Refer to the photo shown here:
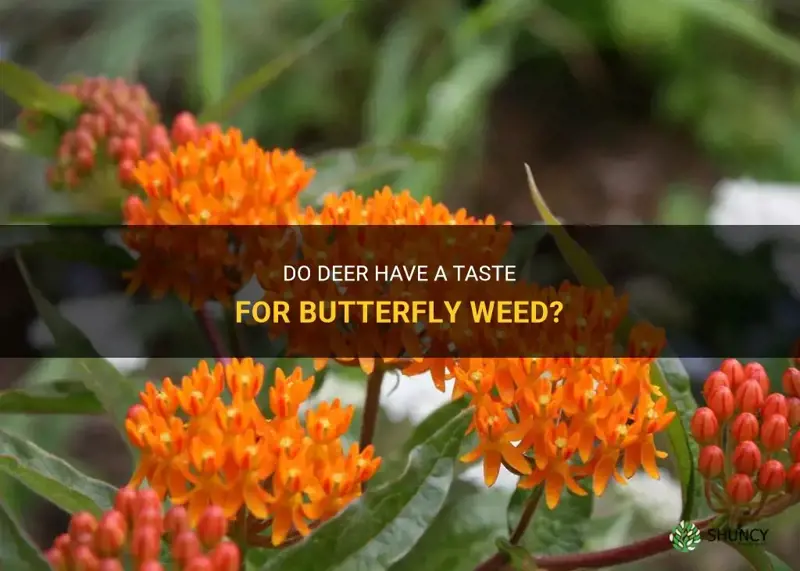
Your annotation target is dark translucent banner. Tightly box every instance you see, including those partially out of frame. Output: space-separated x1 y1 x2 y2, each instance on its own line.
5 224 800 359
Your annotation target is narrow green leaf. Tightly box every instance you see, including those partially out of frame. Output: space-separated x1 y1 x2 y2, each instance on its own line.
0 62 81 120
0 381 102 414
389 483 509 571
524 166 703 520
198 13 349 123
0 499 50 570
196 0 225 104
726 543 793 571
507 487 592 555
0 428 116 515
16 254 140 451
259 409 472 571
304 141 443 199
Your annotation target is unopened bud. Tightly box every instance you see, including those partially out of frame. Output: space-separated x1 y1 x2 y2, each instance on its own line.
114 487 138 522
735 380 764 414
171 112 198 146
135 507 163 536
760 414 790 451
184 555 213 571
726 473 755 504
757 459 786 493
130 526 161 562
762 393 788 419
171 530 202 566
721 359 745 389
72 544 99 571
45 547 65 570
703 371 730 400
707 386 735 421
791 431 800 463
134 489 161 516
786 463 800 493
164 506 189 538
118 159 137 187
139 562 164 571
94 510 127 557
197 505 227 548
731 412 759 443
698 445 725 479
69 512 98 545
209 541 241 571
732 441 761 475
788 397 800 427
744 362 770 394
783 367 800 397
690 407 719 444
97 559 124 571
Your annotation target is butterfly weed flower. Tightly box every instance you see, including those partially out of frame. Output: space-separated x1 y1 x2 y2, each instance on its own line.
45 487 241 571
124 358 380 547
123 127 315 307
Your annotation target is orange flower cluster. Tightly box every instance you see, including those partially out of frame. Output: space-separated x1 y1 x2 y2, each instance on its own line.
122 127 315 307
125 359 381 546
45 487 240 571
692 360 800 519
447 356 675 509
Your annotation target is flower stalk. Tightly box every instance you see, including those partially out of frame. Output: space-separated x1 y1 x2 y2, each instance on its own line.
360 364 386 451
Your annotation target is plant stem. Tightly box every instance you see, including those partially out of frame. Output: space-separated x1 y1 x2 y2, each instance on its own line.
474 515 717 571
360 364 385 451
195 307 230 364
509 486 543 545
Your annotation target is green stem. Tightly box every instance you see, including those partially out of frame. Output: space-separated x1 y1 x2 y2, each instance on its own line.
359 365 386 452
509 486 543 545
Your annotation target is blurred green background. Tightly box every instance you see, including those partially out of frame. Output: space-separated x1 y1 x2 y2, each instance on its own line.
2 0 800 569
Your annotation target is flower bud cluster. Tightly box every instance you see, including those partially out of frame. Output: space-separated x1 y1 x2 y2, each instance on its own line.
691 360 800 517
19 77 220 192
44 487 240 571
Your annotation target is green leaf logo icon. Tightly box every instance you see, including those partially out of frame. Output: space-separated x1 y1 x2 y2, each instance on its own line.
670 520 702 553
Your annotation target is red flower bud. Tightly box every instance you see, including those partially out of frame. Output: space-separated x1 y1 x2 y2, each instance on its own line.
69 512 98 545
732 441 761 475
757 459 786 493
209 541 241 571
118 158 137 186
735 379 764 414
130 526 161 562
721 359 745 389
135 507 163 536
791 431 800 462
788 397 800 427
134 489 162 516
171 112 198 146
783 367 800 397
114 487 138 522
72 544 99 571
98 560 124 571
744 362 770 394
690 407 719 443
760 414 790 451
726 473 755 504
45 548 65 570
94 510 127 557
762 393 788 419
197 505 227 548
698 445 725 479
171 530 202 567
731 412 759 442
121 136 140 161
703 371 730 400
185 555 213 571
707 386 735 420
787 463 800 493
164 506 189 538
139 562 164 571
54 533 71 552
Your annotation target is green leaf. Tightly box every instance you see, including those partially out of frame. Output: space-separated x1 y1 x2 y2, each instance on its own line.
303 141 443 199
0 381 102 414
725 543 793 571
0 427 116 515
524 166 703 520
198 13 349 123
0 62 81 120
196 0 225 105
259 409 472 571
389 482 509 571
507 487 592 555
16 254 140 452
0 499 50 570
